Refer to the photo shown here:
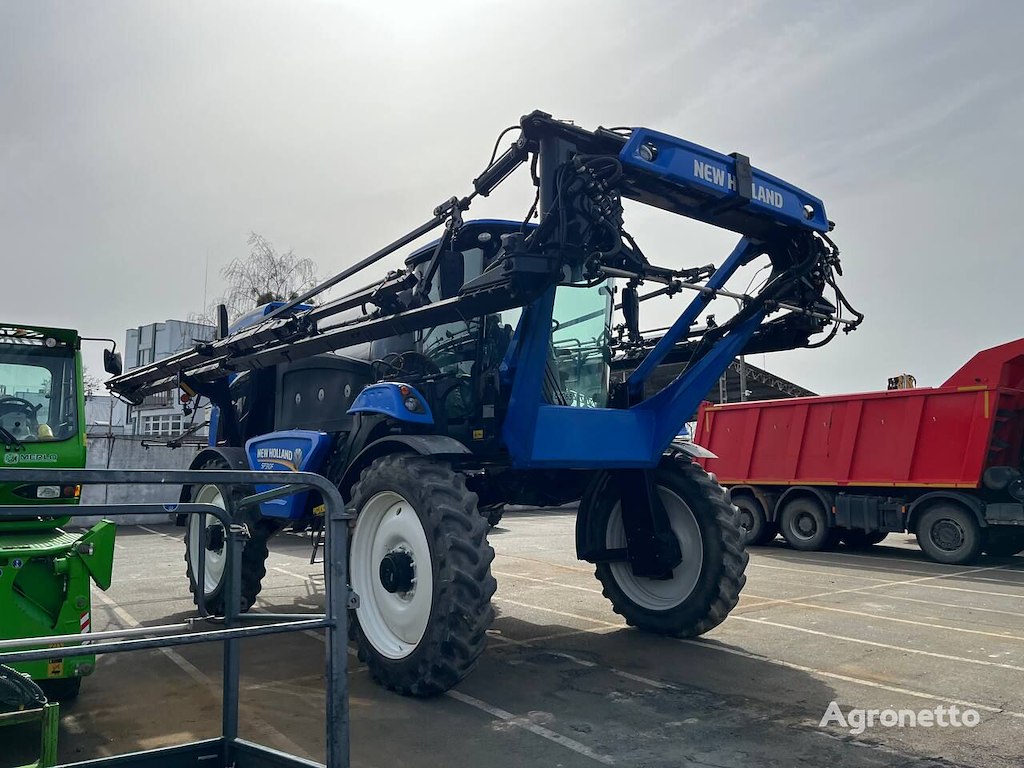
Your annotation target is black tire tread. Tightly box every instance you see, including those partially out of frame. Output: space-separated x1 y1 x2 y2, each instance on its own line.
183 456 273 614
349 454 496 697
594 456 748 638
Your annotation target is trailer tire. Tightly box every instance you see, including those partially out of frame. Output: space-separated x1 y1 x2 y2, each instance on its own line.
780 496 837 551
183 456 274 615
589 458 747 637
349 454 496 697
915 505 982 565
732 494 776 546
982 526 1024 557
840 530 888 548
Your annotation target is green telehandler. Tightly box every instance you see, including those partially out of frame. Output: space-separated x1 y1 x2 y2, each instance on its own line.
0 323 119 764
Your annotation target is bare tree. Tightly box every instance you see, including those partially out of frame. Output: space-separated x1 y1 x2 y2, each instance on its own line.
192 233 319 324
83 367 102 398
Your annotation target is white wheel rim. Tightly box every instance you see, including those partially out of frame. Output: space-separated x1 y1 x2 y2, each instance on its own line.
350 491 434 660
606 487 704 611
188 484 227 596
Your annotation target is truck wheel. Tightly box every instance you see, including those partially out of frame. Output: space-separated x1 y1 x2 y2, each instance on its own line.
982 526 1024 557
183 457 273 615
589 459 747 637
732 494 776 546
915 505 982 564
348 454 496 696
779 497 836 551
840 530 888 548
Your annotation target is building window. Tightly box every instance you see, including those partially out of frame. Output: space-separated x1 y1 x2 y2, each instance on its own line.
136 348 154 367
140 414 184 436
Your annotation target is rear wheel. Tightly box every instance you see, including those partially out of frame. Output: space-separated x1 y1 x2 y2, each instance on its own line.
840 530 888 548
983 526 1024 557
915 505 982 565
732 494 776 546
348 454 496 696
780 496 837 551
183 456 274 614
588 459 747 637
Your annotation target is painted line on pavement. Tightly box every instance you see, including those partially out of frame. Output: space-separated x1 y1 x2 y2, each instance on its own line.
741 593 1024 642
492 595 1024 719
92 589 313 757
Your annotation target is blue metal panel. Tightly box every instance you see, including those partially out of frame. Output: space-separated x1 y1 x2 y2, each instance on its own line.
207 406 219 447
620 129 829 234
245 430 332 519
520 406 658 469
347 383 433 425
499 287 558 461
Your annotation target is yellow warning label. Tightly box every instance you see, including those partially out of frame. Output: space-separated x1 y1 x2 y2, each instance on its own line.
313 504 326 517
473 429 485 440
47 660 63 677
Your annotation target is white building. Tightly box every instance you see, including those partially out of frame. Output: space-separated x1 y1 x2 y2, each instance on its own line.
124 319 215 437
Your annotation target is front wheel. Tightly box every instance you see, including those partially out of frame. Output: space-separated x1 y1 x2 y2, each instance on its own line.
349 454 496 696
588 459 748 637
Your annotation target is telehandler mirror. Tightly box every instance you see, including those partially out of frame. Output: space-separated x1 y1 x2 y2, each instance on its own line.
103 349 123 376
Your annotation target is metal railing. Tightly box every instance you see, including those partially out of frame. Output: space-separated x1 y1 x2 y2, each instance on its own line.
0 468 351 768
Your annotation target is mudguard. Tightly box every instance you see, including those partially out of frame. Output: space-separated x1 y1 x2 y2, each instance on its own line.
338 434 471 496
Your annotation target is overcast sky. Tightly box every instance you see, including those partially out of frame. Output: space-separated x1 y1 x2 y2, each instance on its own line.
3 0 1023 394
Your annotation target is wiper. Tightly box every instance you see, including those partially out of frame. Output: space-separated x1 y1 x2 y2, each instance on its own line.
0 426 24 448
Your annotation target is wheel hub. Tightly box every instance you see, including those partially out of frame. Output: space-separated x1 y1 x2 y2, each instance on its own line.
205 524 225 553
738 510 754 532
795 513 817 537
932 519 964 551
379 550 415 594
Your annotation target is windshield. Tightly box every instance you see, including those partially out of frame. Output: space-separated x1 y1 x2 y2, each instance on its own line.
550 281 613 408
0 346 79 442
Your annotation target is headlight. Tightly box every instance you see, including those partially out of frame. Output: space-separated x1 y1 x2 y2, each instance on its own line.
36 485 60 499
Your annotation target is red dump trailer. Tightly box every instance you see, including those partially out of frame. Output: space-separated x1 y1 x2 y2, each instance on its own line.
694 339 1024 564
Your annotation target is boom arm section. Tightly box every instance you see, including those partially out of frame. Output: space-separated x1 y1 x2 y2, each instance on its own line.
108 111 861 424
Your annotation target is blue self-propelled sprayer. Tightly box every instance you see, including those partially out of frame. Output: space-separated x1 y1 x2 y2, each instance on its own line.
108 110 862 696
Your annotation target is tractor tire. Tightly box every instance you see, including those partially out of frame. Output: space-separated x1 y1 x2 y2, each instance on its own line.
588 457 747 637
38 676 81 703
915 505 982 565
348 454 496 697
840 530 888 548
982 526 1024 557
182 456 274 615
780 496 837 551
732 494 776 546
